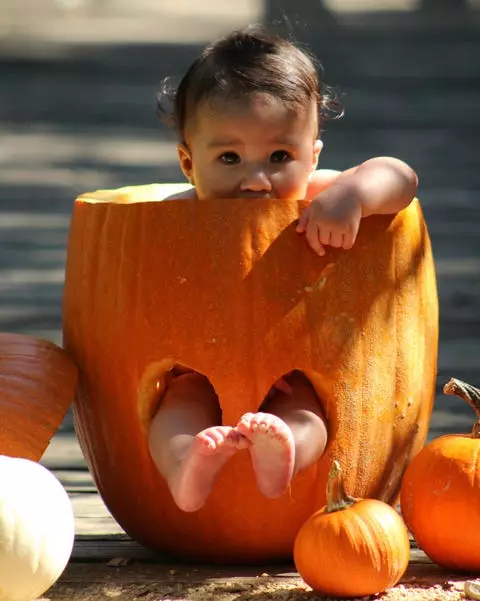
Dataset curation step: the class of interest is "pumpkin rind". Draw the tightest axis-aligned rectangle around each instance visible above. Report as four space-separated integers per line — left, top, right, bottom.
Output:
294 462 410 597
0 333 78 461
401 379 480 571
63 184 438 561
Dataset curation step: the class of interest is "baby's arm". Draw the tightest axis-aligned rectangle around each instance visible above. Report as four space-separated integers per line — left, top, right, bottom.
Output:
301 157 418 255
307 157 418 214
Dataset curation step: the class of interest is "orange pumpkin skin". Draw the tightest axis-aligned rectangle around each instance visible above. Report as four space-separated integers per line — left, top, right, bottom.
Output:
401 380 480 571
294 463 410 597
62 185 438 562
0 333 78 460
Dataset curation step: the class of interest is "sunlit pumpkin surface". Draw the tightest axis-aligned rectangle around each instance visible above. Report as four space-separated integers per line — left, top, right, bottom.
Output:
294 499 410 596
63 184 438 562
401 434 480 571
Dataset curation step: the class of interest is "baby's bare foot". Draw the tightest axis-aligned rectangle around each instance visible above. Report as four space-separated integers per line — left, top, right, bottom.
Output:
170 426 247 512
237 412 295 498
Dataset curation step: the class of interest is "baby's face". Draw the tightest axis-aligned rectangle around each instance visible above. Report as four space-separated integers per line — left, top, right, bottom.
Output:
177 93 322 201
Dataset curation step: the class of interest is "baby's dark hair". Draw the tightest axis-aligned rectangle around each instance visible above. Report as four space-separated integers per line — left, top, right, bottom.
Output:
157 25 343 140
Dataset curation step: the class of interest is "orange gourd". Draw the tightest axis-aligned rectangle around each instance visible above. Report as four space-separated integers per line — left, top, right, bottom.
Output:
62 183 438 562
401 378 480 571
0 333 78 460
294 461 410 597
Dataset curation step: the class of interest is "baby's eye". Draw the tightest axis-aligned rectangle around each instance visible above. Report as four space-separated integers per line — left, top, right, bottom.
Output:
270 150 293 163
219 152 240 165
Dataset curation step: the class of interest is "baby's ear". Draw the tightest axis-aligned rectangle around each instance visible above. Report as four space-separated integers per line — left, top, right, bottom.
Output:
313 139 323 169
177 144 194 183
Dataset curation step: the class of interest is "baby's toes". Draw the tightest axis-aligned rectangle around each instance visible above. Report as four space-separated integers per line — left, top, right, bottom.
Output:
237 412 255 433
253 412 281 435
197 426 228 451
197 431 217 451
227 429 250 449
237 412 277 438
251 415 270 434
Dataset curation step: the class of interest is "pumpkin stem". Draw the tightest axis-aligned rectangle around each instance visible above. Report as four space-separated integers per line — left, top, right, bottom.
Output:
444 378 480 439
326 460 357 513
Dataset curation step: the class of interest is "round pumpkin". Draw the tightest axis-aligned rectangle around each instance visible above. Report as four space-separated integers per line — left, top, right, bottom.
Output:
0 333 78 460
294 461 410 597
0 456 75 601
401 378 480 571
62 183 438 562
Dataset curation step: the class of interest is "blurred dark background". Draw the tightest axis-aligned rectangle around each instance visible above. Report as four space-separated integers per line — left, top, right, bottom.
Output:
1 0 479 441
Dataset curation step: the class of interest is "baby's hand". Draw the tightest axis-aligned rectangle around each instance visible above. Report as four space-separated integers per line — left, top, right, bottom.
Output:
296 190 362 256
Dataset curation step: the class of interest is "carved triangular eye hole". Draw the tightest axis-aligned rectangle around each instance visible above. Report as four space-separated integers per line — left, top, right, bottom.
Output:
138 360 222 431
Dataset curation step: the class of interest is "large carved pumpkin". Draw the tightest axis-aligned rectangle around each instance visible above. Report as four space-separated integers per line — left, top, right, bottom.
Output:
62 183 438 562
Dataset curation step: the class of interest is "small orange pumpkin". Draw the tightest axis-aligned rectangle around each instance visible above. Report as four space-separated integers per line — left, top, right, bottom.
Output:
0 333 78 460
294 460 410 597
62 184 438 562
401 378 480 571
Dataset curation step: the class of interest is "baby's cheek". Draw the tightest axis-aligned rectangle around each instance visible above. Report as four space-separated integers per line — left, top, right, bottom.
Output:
194 180 219 201
198 173 237 200
281 179 309 201
279 166 310 200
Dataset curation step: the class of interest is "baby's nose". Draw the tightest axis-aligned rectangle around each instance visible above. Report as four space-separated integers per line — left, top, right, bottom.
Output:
240 166 272 193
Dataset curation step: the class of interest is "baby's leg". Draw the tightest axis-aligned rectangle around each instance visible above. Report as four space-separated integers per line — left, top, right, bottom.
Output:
237 371 327 498
148 371 247 512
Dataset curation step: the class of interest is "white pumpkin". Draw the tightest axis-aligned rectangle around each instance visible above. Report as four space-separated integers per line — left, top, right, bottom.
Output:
0 456 75 601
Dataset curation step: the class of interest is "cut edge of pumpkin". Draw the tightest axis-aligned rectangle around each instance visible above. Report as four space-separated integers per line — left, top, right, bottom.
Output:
76 183 193 204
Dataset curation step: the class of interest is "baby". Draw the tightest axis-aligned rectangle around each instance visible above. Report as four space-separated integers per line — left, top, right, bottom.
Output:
148 26 418 512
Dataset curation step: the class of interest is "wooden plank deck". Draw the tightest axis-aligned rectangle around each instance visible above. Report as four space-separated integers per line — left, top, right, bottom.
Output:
1 1 480 598
41 434 479 601
43 556 475 601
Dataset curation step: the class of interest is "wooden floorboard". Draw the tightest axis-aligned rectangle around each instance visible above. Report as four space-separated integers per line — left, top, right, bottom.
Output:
46 549 476 601
68 534 431 564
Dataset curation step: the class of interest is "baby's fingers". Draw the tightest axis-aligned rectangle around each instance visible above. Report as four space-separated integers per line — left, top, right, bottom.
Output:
342 226 359 250
296 206 310 233
319 228 331 247
330 231 344 248
306 223 326 256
